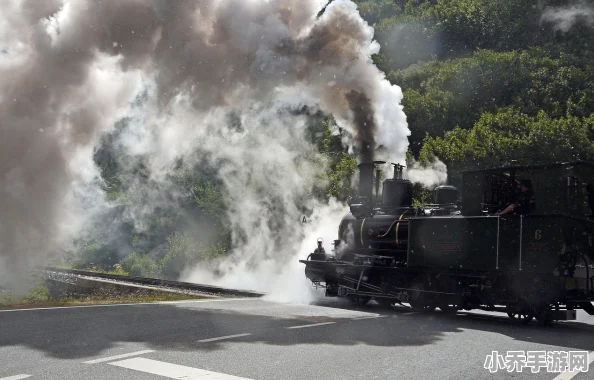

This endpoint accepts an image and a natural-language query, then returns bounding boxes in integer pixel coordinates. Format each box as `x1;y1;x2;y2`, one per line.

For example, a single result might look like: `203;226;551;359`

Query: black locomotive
301;160;594;324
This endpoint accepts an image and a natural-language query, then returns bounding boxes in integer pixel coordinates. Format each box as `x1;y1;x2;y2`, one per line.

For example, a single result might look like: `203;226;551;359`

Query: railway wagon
301;160;594;324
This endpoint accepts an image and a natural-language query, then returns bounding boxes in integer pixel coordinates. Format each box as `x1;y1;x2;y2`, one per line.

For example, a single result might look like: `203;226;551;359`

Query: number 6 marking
535;229;542;241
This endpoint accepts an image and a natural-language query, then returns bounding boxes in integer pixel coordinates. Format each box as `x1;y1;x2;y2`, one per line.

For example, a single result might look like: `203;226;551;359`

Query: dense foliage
358;0;594;162
66;0;594;277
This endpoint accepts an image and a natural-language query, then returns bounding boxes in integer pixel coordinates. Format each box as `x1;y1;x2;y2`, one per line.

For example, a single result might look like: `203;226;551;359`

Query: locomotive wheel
506;304;534;324
438;303;459;315
410;303;437;312
375;298;394;308
408;283;436;312
534;305;555;326
507;311;534;324
347;295;371;306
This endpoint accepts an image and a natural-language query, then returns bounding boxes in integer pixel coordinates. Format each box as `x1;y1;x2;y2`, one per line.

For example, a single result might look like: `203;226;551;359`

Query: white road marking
197;333;252;343
285;321;336;329
0;298;253;313
0;375;32;380
552;351;594;380
109;357;253;379
351;315;386;320
83;349;155;364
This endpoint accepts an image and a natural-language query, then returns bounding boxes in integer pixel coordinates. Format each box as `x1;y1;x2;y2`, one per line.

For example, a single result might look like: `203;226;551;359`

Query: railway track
38;267;265;298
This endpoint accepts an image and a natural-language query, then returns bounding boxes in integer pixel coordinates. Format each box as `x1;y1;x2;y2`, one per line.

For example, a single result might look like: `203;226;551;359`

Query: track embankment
36;267;265;299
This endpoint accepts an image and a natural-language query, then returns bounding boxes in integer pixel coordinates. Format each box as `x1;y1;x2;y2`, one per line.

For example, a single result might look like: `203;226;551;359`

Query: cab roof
460;160;594;174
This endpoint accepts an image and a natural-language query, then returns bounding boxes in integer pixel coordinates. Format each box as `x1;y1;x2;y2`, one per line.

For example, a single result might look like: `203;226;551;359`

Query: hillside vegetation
358;0;594;174
64;0;594;276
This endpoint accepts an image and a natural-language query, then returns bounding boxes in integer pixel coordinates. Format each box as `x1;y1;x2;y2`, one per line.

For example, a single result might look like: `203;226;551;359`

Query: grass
0;284;207;310
84;267;130;276
45;260;132;276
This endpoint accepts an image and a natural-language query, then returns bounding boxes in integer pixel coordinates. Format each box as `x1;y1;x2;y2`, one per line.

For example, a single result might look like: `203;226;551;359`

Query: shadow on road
0;298;593;360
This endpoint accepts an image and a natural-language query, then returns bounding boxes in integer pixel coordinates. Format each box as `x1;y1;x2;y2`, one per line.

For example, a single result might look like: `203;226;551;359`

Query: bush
159;232;228;279
119;252;160;278
22;285;52;303
110;264;129;275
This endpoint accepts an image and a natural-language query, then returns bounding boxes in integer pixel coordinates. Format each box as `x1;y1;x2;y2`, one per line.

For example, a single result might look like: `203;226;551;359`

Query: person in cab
496;179;534;216
308;238;326;261
314;238;325;254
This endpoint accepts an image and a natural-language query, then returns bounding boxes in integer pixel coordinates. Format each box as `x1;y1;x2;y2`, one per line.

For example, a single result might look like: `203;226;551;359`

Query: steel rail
38;267;264;298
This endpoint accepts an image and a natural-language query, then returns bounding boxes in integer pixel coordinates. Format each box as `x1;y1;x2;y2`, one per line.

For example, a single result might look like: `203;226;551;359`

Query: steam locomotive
300;160;594;324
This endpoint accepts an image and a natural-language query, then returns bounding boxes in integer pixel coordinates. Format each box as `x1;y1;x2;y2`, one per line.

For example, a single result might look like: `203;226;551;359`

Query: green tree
159;232;228;279
192;180;227;226
313;116;359;201
119;252;160;277
391;48;594;153
354;0;404;26
420;108;594;178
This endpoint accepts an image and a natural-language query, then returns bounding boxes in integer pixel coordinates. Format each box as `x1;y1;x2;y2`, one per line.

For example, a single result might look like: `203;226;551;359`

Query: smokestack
357;163;374;203
392;163;404;180
373;160;386;205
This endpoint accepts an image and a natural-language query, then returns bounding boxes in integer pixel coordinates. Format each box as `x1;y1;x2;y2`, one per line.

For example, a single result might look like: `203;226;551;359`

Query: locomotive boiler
301;160;594;324
331;163;458;263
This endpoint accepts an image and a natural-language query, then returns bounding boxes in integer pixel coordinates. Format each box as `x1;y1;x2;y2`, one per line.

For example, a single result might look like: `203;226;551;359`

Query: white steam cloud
0;0;417;300
542;2;594;33
406;159;448;188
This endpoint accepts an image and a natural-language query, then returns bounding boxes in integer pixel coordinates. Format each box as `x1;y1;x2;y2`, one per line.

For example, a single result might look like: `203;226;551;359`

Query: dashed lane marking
0;298;253;313
351;315;386;320
109;357;253;379
552;351;594;380
197;333;252;343
83;350;155;364
285;322;336;329
0;375;32;380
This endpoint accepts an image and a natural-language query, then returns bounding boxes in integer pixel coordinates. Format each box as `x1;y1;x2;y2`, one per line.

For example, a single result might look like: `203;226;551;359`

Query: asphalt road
1;297;593;380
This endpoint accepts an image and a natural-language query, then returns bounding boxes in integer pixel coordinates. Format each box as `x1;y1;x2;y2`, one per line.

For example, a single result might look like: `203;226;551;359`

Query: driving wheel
506;303;534;324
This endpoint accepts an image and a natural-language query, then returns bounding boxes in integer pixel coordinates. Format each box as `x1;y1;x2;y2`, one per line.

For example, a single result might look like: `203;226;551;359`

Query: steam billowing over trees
94;0;594;277
3;0;593;282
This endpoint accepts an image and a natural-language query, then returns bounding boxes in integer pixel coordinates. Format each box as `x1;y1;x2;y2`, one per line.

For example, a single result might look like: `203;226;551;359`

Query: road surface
1;297;593;380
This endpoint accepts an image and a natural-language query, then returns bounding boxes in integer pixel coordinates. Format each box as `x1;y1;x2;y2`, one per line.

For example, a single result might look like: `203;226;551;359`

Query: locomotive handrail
377;219;399;238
